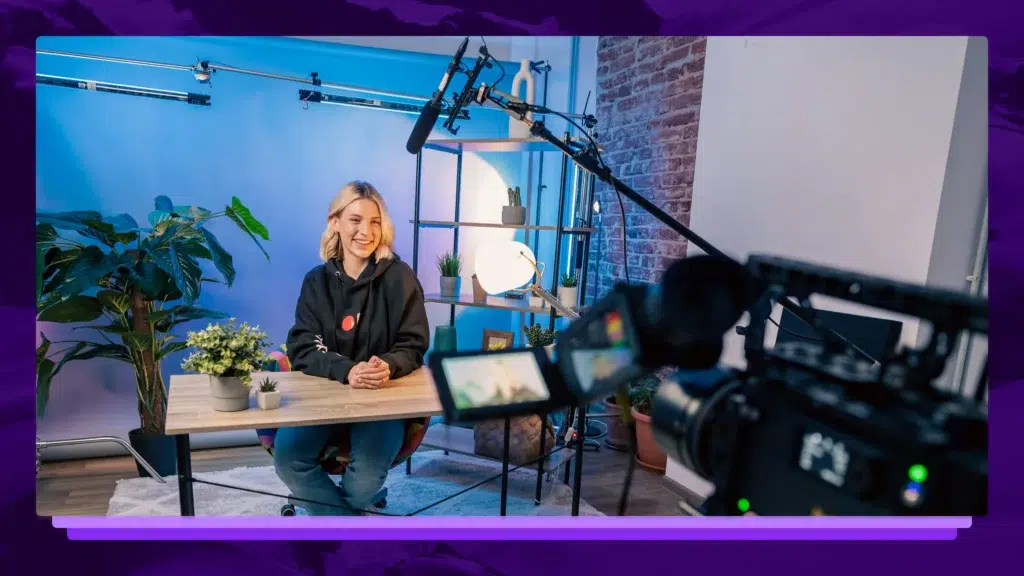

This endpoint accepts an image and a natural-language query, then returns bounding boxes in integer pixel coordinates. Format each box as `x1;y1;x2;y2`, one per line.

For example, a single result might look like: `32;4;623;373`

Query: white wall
665;36;987;498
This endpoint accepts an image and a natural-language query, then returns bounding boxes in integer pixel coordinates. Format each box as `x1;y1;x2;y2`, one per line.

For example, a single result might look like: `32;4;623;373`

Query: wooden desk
165;368;442;515
165;368;442;435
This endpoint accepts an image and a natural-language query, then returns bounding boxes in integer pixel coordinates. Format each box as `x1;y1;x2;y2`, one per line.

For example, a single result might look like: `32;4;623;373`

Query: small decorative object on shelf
471;274;488;303
508;59;536;138
436;251;463;297
502;186;526;225
181;319;270;412
482;329;515;350
523;323;557;358
256;377;281;410
559;272;579;310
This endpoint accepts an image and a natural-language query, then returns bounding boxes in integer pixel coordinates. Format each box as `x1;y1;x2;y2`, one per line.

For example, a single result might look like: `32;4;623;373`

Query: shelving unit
409;130;597;515
410;135;597;328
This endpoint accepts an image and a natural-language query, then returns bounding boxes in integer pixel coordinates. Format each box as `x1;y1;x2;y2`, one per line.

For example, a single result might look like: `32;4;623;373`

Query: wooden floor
37;441;684;517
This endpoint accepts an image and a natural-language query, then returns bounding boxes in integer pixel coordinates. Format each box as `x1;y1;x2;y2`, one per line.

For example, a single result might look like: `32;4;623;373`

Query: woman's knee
273;427;326;473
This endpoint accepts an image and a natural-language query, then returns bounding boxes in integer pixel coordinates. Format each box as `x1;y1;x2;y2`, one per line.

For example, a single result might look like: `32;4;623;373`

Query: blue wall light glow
35;36;536;442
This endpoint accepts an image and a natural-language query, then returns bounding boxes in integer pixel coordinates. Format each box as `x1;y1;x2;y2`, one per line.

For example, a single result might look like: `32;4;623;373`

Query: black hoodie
286;255;430;383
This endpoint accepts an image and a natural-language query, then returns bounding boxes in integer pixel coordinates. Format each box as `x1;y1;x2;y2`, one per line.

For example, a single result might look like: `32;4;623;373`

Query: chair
257;349;431;515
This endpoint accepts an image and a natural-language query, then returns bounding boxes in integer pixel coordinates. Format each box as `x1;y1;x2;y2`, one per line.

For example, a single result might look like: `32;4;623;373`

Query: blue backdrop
35;36;562;440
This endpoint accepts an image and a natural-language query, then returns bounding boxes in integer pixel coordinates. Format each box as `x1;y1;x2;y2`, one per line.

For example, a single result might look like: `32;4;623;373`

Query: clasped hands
348;356;391;389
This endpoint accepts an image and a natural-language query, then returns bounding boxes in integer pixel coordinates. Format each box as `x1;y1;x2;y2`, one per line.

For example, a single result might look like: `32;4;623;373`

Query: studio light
474;240;580;320
36;73;211;106
298;89;470;118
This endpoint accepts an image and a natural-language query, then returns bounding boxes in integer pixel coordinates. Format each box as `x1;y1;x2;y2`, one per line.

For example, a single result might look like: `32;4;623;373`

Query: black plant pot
128;428;177;478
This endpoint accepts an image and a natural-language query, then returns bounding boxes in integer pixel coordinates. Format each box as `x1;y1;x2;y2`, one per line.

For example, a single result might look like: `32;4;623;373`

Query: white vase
509;59;535;139
257;390;281;410
529;295;545;309
209;376;250;412
544;344;555;360
558;286;578;310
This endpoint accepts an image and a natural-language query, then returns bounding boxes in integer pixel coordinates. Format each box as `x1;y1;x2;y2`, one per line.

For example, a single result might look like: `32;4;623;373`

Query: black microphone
406;37;469;154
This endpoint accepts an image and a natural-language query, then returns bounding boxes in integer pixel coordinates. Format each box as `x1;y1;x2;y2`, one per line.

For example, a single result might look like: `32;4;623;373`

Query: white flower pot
529;295;545;309
257;391;281;410
209;376;250;412
558;286;578;310
544;344;555;360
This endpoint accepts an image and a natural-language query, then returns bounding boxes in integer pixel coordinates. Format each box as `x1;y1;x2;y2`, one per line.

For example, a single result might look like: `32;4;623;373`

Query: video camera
416;38;988;517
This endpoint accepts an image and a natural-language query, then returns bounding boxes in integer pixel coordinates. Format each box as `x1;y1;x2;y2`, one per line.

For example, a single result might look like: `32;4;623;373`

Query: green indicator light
908;464;928;483
737;498;751;513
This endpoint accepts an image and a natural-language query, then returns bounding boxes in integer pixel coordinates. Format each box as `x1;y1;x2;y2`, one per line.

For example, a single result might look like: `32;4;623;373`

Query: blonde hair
319;181;395;262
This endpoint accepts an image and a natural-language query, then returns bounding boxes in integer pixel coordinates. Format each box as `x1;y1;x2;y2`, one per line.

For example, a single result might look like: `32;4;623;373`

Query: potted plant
629;376;668;473
35;194;269;477
501;186;526;225
559;273;578;309
600;376;656;451
256;376;281;410
436;251;462;297
181;319;271;412
523;323;557;358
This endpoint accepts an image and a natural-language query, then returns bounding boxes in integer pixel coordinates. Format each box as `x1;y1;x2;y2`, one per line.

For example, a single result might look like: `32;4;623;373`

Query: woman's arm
286;273;356;383
379;269;430;380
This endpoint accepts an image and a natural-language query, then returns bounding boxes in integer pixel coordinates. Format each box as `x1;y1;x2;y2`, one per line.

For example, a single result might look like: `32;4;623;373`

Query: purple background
2;0;1021;574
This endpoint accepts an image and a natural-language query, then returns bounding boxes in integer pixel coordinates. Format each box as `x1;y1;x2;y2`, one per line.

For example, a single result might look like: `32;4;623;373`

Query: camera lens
650;372;742;478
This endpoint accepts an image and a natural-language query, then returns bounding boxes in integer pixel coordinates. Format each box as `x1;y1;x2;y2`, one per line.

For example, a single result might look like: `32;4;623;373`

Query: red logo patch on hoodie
341;314;359;332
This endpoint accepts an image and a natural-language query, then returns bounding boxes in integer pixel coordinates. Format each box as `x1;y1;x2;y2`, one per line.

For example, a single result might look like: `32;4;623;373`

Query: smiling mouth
353;239;373;247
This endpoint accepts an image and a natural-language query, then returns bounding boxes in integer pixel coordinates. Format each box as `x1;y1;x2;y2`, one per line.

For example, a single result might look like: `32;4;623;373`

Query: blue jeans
273;419;406;516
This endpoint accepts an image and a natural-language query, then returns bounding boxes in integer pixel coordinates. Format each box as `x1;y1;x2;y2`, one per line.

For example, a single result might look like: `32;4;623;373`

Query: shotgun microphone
406;37;469;154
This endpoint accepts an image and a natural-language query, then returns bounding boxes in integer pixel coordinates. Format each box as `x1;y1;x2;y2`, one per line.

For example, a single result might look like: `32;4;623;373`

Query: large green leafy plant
35;195;270;435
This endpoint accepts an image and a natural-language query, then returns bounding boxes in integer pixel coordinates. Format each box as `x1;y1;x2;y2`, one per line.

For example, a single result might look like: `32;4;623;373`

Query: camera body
649;255;988;516
426;253;988;516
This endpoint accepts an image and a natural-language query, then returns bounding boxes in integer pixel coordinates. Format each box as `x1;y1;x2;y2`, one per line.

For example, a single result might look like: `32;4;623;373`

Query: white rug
107;450;604;516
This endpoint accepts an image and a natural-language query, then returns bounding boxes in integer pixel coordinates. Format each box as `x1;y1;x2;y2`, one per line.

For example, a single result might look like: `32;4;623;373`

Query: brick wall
584;36;707;303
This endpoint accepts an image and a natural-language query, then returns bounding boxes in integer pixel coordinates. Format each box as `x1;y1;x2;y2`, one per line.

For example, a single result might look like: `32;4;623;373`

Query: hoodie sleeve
379;266;430;379
286;272;356;383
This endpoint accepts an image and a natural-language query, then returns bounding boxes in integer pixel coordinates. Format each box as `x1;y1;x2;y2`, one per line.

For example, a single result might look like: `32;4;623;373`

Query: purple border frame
54;516;973;541
2;0;1021;573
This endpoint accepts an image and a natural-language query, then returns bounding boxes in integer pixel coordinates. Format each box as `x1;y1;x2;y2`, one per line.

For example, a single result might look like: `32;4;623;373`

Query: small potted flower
256;377;281;410
559;273;578;309
181;319;271;412
437;251;463;297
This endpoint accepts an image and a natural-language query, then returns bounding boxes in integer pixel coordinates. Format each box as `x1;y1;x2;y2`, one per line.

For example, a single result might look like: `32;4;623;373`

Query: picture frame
482;329;515;351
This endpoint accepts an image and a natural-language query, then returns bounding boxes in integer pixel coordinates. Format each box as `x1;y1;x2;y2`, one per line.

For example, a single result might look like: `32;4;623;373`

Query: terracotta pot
602;396;630;451
632;406;667;473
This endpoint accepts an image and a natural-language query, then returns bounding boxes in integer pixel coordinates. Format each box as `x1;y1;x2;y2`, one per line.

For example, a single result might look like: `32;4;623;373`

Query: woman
276;181;430;516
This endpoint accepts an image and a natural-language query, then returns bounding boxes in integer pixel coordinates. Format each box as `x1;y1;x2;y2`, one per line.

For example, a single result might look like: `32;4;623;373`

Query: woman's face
332;198;382;261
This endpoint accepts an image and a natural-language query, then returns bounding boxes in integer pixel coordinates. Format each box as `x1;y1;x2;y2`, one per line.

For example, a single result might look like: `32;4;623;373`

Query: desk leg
500;417;510;517
571;404;586;516
534;412;547;505
175;435;195;516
